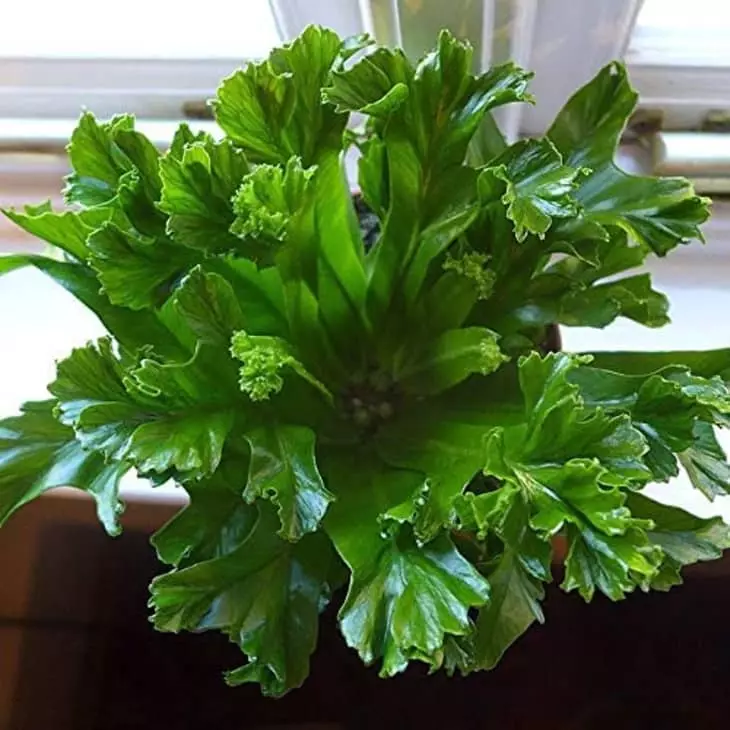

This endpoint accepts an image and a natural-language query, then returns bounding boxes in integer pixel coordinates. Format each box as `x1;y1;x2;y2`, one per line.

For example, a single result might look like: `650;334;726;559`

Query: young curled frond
230;331;333;404
231;157;316;246
443;250;496;301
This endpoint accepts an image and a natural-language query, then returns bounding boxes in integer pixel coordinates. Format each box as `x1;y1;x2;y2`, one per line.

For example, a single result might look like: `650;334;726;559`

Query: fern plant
1;27;729;697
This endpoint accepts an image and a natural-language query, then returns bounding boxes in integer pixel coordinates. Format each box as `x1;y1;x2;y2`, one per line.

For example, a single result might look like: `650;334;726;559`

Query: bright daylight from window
628;0;730;65
2;0;280;58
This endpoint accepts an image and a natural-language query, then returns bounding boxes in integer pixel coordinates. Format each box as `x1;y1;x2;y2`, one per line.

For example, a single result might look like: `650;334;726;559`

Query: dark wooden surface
2;496;730;729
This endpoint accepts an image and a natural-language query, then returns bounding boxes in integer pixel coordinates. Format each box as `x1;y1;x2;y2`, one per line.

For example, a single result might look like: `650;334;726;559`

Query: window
0;0;280;121
628;0;730;67
4;2;279;59
1;0;729;517
627;0;730;128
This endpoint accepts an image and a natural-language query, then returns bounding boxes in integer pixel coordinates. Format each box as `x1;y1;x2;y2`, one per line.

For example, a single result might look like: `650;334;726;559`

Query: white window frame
0;1;639;125
1;0;725;257
0;2;722;222
0;2;366;123
1;1;722;136
628;64;730;130
625;0;730;129
0;58;242;121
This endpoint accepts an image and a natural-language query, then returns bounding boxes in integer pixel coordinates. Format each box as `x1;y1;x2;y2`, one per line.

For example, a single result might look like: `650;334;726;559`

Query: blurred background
1;1;730;727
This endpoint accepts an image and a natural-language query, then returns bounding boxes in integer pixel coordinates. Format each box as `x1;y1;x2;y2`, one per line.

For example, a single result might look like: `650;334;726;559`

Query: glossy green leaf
477;354;663;600
2;204;111;260
571;358;730;407
63;112;135;206
213;26;346;165
152;477;254;568
471;548;545;669
478;138;583;242
395;327;507;395
114;137;166;237
114;127;163;193
679;421;730;500
324;37;531;167
634;376;703;479
323;451;490;676
308;151;369;357
0;400;127;535
322;46;412;116
339;527;490;677
512;227;670;330
50;339;235;476
87;222;196;310
172;267;245;346
570;362;730;486
467;113;509;167
357;136;388;217
324;31;532;331
151;505;332;697
159;136;249;252
510;353;651;483
206;257;289;338
553;273;669;328
561;521;661;601
243;425;334;541
453;486;550;672
400;196;482;308
376;381;524;543
586;348;730;380
627;492;730;589
169;123;208;160
548;62;709;255
230;151;368;368
547;226;644;281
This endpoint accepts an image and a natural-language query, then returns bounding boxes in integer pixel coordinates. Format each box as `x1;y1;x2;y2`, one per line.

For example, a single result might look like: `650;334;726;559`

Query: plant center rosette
1;27;730;697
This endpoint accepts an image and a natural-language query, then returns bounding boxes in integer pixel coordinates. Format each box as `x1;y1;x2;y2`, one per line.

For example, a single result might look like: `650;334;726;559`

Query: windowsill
0;118;219;155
